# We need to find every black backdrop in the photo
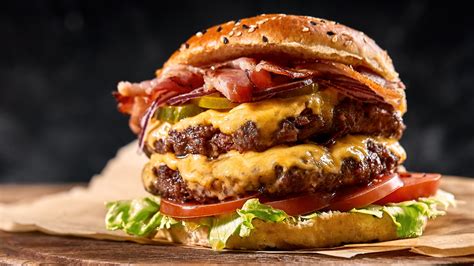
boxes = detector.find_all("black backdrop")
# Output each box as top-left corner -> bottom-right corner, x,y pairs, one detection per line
1,0 -> 473,183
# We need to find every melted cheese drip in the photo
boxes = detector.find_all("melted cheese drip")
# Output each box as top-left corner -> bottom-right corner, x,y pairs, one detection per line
145,90 -> 339,148
146,120 -> 172,149
144,135 -> 406,198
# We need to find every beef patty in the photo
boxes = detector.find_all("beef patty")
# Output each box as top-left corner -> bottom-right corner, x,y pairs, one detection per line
151,98 -> 405,158
144,140 -> 400,203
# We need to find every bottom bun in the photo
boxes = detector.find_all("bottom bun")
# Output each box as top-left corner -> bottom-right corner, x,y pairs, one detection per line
154,211 -> 410,250
105,190 -> 454,250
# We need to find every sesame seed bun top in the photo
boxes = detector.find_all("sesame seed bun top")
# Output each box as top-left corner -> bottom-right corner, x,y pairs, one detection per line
163,14 -> 400,82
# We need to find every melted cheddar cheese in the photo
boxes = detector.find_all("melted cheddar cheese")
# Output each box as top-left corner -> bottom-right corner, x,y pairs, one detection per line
143,135 -> 406,199
145,90 -> 339,149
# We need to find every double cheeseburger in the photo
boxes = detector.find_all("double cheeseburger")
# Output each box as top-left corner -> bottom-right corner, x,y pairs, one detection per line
107,14 -> 454,250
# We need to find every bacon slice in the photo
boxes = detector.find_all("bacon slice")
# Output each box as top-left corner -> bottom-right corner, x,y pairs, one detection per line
256,60 -> 315,79
204,69 -> 253,102
115,58 -> 405,135
115,65 -> 205,132
223,57 -> 273,89
297,61 -> 405,111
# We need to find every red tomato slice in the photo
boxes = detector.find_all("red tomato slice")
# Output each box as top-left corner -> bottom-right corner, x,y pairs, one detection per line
375,173 -> 441,205
160,192 -> 334,218
160,195 -> 257,219
328,173 -> 404,212
261,192 -> 335,216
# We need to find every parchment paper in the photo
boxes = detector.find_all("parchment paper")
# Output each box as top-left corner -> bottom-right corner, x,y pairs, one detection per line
1,142 -> 473,258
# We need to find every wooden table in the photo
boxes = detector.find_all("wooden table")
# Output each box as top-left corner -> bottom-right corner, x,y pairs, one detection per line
1,179 -> 474,264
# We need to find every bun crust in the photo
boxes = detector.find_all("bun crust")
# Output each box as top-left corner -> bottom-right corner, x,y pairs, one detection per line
153,211 -> 417,250
164,14 -> 399,81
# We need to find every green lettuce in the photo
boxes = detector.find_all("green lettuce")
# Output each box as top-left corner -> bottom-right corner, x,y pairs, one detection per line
209,199 -> 287,249
105,191 -> 455,250
105,197 -> 178,236
350,190 -> 456,237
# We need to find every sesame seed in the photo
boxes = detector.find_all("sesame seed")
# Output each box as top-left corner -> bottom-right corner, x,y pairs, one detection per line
235,31 -> 242,37
217,26 -> 222,32
196,31 -> 203,37
262,35 -> 268,42
331,36 -> 338,42
326,31 -> 335,36
302,27 -> 310,32
229,30 -> 234,37
242,24 -> 249,29
180,43 -> 189,51
222,37 -> 229,44
271,17 -> 277,20
257,18 -> 269,25
310,21 -> 317,26
248,25 -> 257,32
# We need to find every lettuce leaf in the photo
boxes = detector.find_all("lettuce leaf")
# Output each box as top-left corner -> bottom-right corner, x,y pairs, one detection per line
208,213 -> 243,250
105,191 -> 455,250
105,197 -> 177,237
350,190 -> 455,238
208,199 -> 287,249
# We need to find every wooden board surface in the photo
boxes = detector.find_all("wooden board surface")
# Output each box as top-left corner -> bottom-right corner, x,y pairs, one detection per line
1,177 -> 474,264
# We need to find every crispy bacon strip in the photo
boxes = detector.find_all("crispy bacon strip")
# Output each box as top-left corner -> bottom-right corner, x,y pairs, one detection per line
224,57 -> 273,89
205,57 -> 273,101
115,58 -> 405,135
301,61 -> 405,111
256,60 -> 315,79
204,69 -> 253,102
115,65 -> 205,132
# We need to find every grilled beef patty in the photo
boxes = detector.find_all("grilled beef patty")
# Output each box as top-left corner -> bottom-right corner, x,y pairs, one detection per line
144,140 -> 400,203
152,98 -> 404,158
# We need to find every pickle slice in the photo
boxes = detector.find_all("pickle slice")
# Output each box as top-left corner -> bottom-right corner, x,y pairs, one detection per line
155,104 -> 204,123
187,83 -> 318,111
191,95 -> 239,109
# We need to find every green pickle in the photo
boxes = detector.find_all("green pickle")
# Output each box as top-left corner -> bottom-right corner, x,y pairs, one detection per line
154,83 -> 319,123
191,94 -> 239,109
155,104 -> 204,123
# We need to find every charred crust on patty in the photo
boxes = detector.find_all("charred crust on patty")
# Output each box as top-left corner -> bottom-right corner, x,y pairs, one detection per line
145,140 -> 400,203
153,99 -> 404,158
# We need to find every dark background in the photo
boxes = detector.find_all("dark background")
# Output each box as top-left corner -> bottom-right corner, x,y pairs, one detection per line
1,1 -> 473,183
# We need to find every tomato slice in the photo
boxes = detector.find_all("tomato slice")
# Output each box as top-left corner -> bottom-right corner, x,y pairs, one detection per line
328,173 -> 404,212
160,192 -> 334,218
375,173 -> 441,205
261,192 -> 335,216
160,195 -> 257,219
160,173 -> 434,218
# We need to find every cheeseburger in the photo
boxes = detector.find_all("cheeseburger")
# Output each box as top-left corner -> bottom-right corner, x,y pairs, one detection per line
107,14 -> 455,250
